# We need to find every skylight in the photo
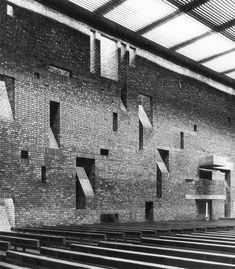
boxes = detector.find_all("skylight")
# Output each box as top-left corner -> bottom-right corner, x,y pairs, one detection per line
68,0 -> 110,12
173,0 -> 194,5
177,33 -> 235,61
202,50 -> 235,73
104,0 -> 177,32
227,71 -> 235,80
194,0 -> 235,26
143,14 -> 210,48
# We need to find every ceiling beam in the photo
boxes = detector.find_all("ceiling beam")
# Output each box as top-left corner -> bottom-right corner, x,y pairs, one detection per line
199,48 -> 235,64
94,0 -> 127,16
34,0 -> 235,88
137,0 -> 209,35
223,68 -> 235,75
171,19 -> 235,51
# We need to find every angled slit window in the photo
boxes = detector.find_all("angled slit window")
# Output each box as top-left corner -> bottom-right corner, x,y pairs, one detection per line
138,93 -> 153,127
50,101 -> 60,148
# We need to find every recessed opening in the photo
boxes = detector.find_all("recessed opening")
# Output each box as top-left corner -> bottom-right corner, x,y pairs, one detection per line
100,214 -> 118,223
7,5 -> 14,17
21,150 -> 28,159
139,120 -> 143,150
121,83 -> 128,109
100,35 -> 118,81
196,200 -> 212,220
76,157 -> 95,209
145,202 -> 154,221
50,101 -> 60,147
113,112 -> 118,132
34,72 -> 40,79
138,93 -> 153,125
129,47 -> 136,67
41,166 -> 46,183
100,149 -> 109,156
158,149 -> 169,171
90,31 -> 101,74
194,125 -> 197,132
180,132 -> 184,149
199,169 -> 212,180
157,165 -> 162,198
227,117 -> 231,125
0,75 -> 15,120
48,65 -> 71,77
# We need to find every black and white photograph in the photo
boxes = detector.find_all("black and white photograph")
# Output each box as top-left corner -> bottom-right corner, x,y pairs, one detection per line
0,0 -> 235,268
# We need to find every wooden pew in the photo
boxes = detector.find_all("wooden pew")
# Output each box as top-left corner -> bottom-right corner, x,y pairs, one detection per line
141,237 -> 235,253
6,249 -> 186,269
6,251 -> 108,269
0,235 -> 39,252
176,233 -> 235,242
98,240 -> 235,264
13,227 -> 106,244
41,245 -> 235,269
194,232 -> 235,238
42,226 -> 143,241
41,226 -> 126,241
0,261 -> 32,269
3,230 -> 65,246
0,241 -> 11,251
159,235 -> 235,246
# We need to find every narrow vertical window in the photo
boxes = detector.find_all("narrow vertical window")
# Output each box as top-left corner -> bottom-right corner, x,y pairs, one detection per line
180,132 -> 184,149
139,120 -> 143,150
100,35 -> 118,81
50,101 -> 60,147
157,165 -> 162,198
129,47 -> 136,67
121,83 -> 127,109
41,166 -> 46,183
194,125 -> 197,132
113,112 -> 118,132
90,31 -> 101,74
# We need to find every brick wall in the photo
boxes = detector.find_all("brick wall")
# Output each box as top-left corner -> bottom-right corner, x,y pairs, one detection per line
0,0 -> 234,226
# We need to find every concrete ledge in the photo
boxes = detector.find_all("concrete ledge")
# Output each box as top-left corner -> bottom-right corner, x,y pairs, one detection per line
185,195 -> 226,200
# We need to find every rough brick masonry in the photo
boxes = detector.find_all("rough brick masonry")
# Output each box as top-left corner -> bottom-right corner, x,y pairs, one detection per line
0,0 -> 235,227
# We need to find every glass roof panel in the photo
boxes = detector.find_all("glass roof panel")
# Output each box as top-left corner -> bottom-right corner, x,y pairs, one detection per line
194,0 -> 235,26
172,0 -> 193,5
202,50 -> 235,73
68,0 -> 110,12
177,33 -> 235,61
104,0 -> 177,31
225,26 -> 235,40
143,14 -> 210,48
227,71 -> 235,79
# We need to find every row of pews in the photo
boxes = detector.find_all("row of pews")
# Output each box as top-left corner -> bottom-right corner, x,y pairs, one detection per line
1,223 -> 235,268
